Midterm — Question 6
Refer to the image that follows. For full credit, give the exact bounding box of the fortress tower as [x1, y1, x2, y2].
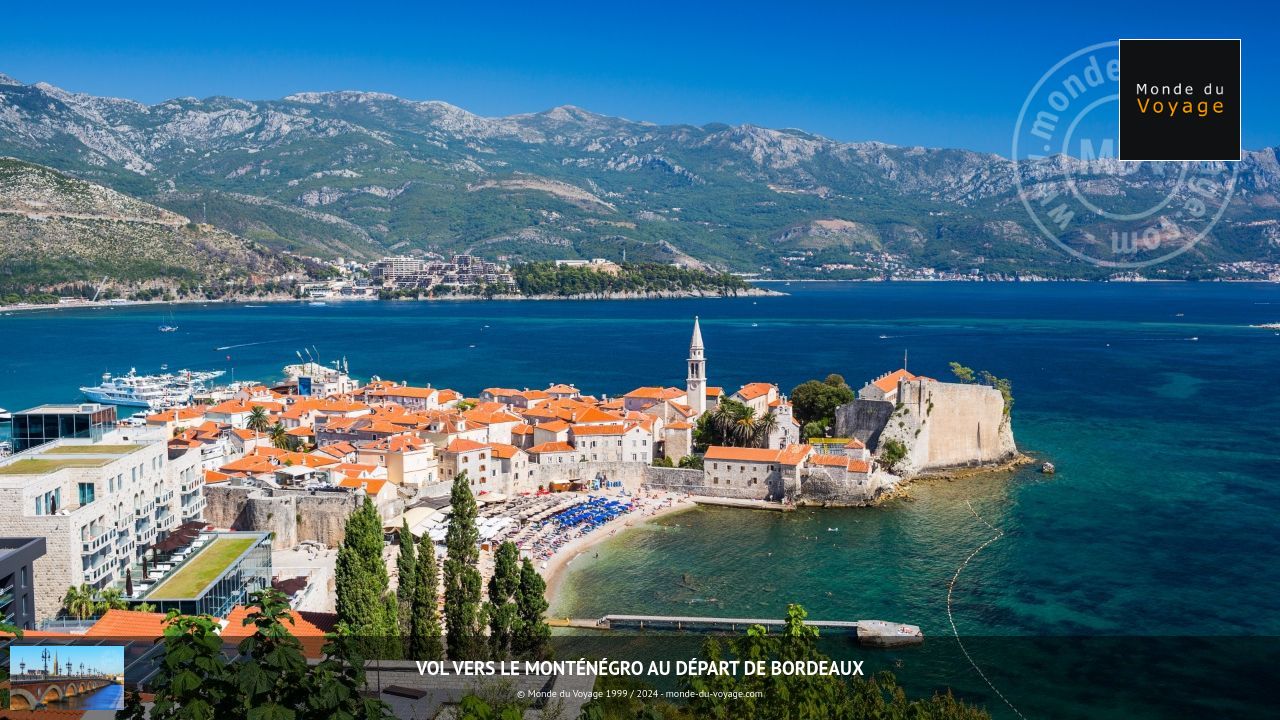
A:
[687, 316, 707, 415]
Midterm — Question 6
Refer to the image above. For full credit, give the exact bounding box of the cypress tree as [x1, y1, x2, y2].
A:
[514, 557, 552, 660]
[336, 497, 396, 653]
[443, 471, 485, 659]
[486, 540, 521, 658]
[409, 532, 444, 660]
[396, 519, 417, 634]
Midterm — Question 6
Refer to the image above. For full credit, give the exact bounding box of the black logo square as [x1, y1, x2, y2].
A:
[1119, 39, 1240, 161]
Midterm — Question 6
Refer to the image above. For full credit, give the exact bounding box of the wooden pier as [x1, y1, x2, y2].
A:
[547, 614, 923, 646]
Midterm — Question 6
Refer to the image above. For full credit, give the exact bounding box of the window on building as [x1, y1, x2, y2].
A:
[78, 482, 96, 506]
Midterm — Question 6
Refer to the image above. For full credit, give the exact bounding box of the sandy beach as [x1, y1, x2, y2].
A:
[539, 493, 696, 610]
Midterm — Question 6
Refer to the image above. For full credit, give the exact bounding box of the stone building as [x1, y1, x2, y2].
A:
[0, 430, 203, 620]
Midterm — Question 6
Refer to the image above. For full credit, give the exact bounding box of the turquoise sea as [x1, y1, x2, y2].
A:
[2, 282, 1278, 717]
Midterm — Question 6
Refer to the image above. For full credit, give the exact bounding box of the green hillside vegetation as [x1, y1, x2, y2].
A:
[2, 77, 1278, 278]
[512, 262, 752, 296]
[0, 158, 305, 299]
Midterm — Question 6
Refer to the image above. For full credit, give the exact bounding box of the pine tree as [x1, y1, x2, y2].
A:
[513, 557, 552, 660]
[336, 497, 397, 655]
[395, 519, 417, 635]
[443, 471, 485, 659]
[409, 532, 444, 660]
[486, 540, 522, 658]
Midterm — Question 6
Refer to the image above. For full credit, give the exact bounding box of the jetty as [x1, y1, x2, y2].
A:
[547, 614, 923, 647]
[687, 496, 793, 512]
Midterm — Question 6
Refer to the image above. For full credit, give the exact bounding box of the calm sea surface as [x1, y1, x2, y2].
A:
[2, 282, 1278, 717]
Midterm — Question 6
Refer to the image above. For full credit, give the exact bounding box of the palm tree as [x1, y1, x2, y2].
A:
[97, 587, 128, 612]
[246, 405, 270, 433]
[62, 584, 97, 620]
[269, 422, 291, 450]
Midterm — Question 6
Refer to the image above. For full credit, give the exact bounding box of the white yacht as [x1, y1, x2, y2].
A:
[80, 368, 225, 409]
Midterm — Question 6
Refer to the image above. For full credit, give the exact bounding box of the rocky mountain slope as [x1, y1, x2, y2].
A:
[0, 157, 301, 296]
[2, 72, 1279, 278]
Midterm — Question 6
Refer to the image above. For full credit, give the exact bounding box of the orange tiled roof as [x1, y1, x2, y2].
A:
[704, 446, 782, 463]
[809, 454, 852, 467]
[489, 443, 525, 459]
[527, 441, 575, 454]
[571, 423, 626, 436]
[337, 477, 388, 495]
[848, 459, 871, 473]
[205, 469, 233, 484]
[445, 438, 489, 453]
[844, 438, 866, 449]
[778, 444, 813, 466]
[871, 369, 917, 393]
[666, 421, 694, 430]
[735, 382, 775, 401]
[84, 608, 171, 639]
[146, 406, 206, 422]
[625, 386, 684, 400]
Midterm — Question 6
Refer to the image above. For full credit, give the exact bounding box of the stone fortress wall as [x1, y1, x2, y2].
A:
[835, 378, 1017, 478]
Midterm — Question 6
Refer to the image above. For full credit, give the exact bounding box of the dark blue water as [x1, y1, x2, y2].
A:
[3, 282, 1279, 717]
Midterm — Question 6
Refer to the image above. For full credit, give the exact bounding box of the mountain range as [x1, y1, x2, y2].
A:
[2, 71, 1279, 284]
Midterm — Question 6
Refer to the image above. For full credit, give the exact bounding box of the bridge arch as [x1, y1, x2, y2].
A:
[9, 688, 37, 711]
[41, 683, 65, 703]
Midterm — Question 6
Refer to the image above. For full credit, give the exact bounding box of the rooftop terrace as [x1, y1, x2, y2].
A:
[144, 536, 259, 600]
[0, 441, 148, 475]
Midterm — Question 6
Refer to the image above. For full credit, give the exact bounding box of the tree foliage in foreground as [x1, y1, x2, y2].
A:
[138, 589, 394, 720]
[790, 374, 855, 435]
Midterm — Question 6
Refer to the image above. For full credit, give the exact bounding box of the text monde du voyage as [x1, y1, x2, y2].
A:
[1134, 82, 1229, 118]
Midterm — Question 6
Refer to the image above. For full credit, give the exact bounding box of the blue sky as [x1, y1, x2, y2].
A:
[10, 644, 124, 675]
[1, 0, 1273, 154]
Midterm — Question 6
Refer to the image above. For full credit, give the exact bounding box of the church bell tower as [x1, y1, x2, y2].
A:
[687, 316, 707, 415]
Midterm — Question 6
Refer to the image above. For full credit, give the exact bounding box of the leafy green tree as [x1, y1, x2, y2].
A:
[141, 590, 396, 720]
[395, 519, 417, 634]
[801, 420, 828, 441]
[336, 497, 397, 654]
[949, 362, 976, 383]
[979, 370, 1014, 416]
[651, 455, 674, 467]
[677, 454, 704, 470]
[790, 378, 854, 429]
[228, 589, 311, 718]
[444, 471, 485, 659]
[487, 541, 522, 657]
[879, 439, 908, 473]
[512, 557, 551, 660]
[683, 604, 990, 720]
[409, 533, 445, 660]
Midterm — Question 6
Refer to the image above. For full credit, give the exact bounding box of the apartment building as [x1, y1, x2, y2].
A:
[0, 430, 203, 620]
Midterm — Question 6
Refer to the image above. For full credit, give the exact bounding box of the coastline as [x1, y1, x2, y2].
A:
[0, 287, 781, 314]
[540, 494, 696, 612]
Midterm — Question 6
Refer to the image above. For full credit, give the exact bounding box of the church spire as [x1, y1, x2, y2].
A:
[687, 316, 707, 415]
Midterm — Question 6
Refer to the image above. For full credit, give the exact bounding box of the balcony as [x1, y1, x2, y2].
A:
[135, 499, 156, 517]
[81, 527, 116, 554]
[0, 583, 13, 607]
[181, 496, 206, 518]
[181, 475, 203, 493]
[158, 489, 175, 505]
[137, 525, 156, 546]
[83, 556, 113, 584]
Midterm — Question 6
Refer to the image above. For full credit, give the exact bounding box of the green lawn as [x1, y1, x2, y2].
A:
[0, 457, 114, 475]
[44, 444, 142, 455]
[145, 537, 257, 599]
